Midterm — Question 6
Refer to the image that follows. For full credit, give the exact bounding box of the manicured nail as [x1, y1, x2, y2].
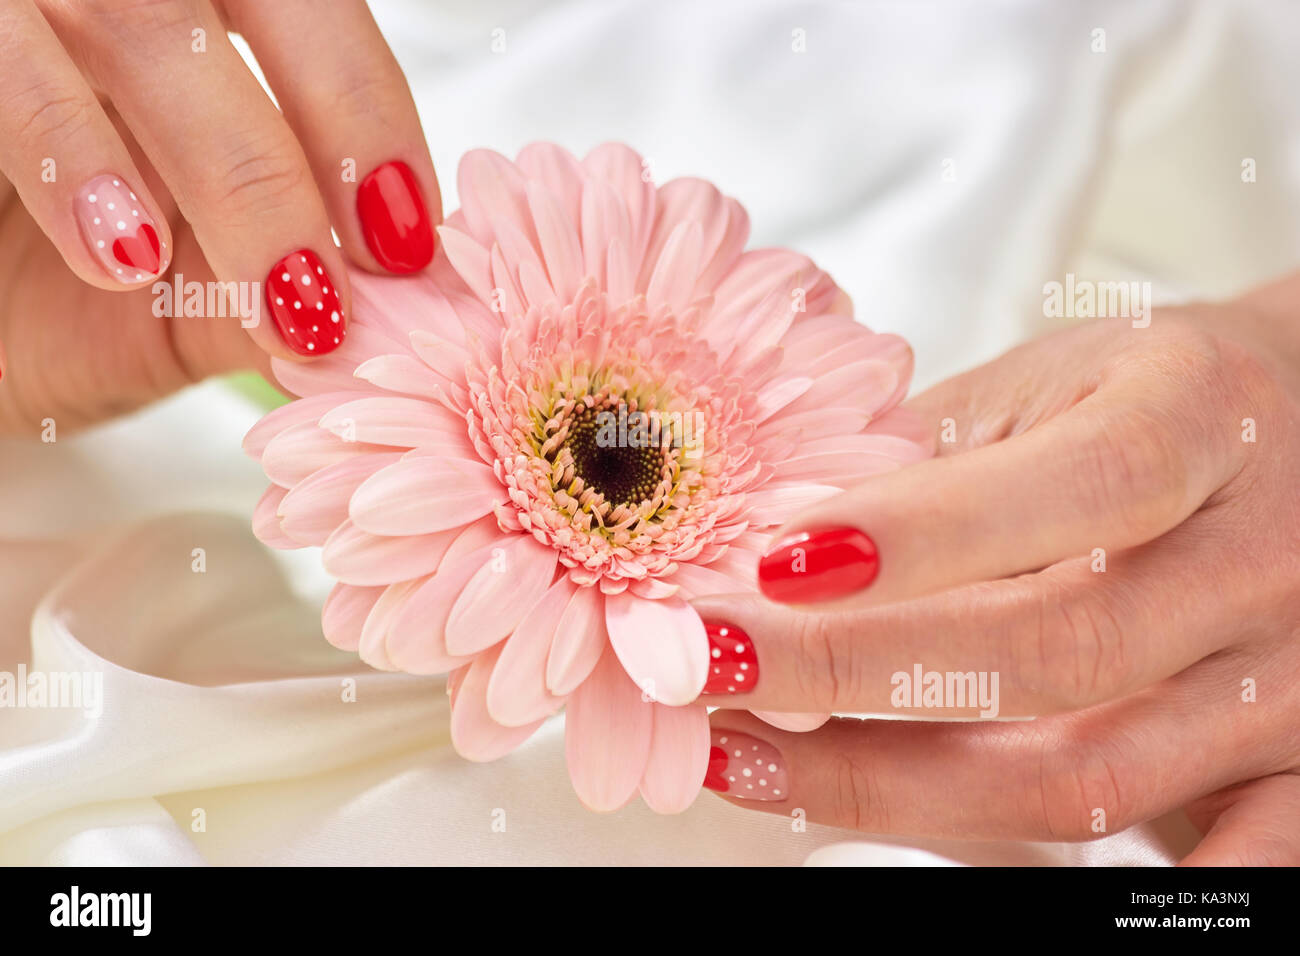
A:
[75, 174, 168, 283]
[266, 249, 346, 356]
[703, 729, 788, 801]
[702, 620, 758, 695]
[357, 160, 434, 274]
[758, 526, 879, 604]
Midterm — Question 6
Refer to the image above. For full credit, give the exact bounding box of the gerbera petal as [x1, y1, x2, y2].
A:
[349, 457, 499, 536]
[385, 542, 500, 674]
[564, 644, 653, 812]
[527, 180, 583, 302]
[628, 577, 680, 600]
[451, 646, 546, 762]
[437, 226, 495, 305]
[752, 710, 832, 732]
[644, 220, 702, 314]
[407, 330, 473, 385]
[751, 374, 814, 425]
[486, 578, 573, 726]
[279, 452, 402, 545]
[489, 243, 527, 320]
[697, 196, 750, 292]
[444, 535, 559, 656]
[457, 148, 535, 249]
[667, 562, 749, 599]
[582, 142, 654, 265]
[743, 484, 841, 526]
[517, 256, 557, 311]
[321, 520, 457, 586]
[318, 395, 476, 454]
[545, 584, 607, 695]
[776, 359, 899, 421]
[321, 582, 384, 652]
[357, 577, 425, 671]
[604, 592, 708, 707]
[639, 177, 741, 296]
[270, 323, 407, 398]
[243, 391, 356, 460]
[352, 355, 460, 408]
[517, 141, 584, 224]
[579, 177, 632, 287]
[755, 407, 871, 444]
[638, 702, 709, 814]
[865, 405, 936, 452]
[261, 421, 387, 488]
[251, 484, 299, 549]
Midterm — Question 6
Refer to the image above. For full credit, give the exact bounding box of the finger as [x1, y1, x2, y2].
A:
[695, 519, 1254, 715]
[47, 0, 348, 359]
[704, 656, 1290, 840]
[756, 369, 1242, 608]
[0, 0, 173, 288]
[224, 0, 440, 274]
[1181, 774, 1300, 866]
[899, 329, 1096, 458]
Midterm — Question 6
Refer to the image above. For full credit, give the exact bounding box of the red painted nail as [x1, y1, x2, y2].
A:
[702, 621, 758, 695]
[758, 526, 879, 604]
[357, 160, 434, 274]
[75, 174, 169, 283]
[702, 729, 788, 801]
[266, 249, 346, 356]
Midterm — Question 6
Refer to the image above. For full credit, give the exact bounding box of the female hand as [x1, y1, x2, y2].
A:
[0, 0, 440, 434]
[694, 272, 1300, 865]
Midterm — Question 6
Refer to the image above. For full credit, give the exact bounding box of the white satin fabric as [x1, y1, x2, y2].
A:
[3, 0, 1298, 864]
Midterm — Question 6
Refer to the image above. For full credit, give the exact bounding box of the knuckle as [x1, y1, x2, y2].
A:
[1024, 578, 1130, 709]
[1077, 407, 1190, 542]
[827, 747, 879, 831]
[0, 70, 96, 148]
[13, 91, 94, 147]
[789, 612, 852, 709]
[207, 134, 309, 219]
[332, 65, 410, 129]
[82, 0, 195, 29]
[1032, 733, 1132, 841]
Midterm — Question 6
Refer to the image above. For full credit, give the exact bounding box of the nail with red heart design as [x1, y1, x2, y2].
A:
[703, 729, 788, 801]
[265, 249, 346, 356]
[75, 174, 168, 283]
[758, 526, 880, 604]
[701, 620, 758, 695]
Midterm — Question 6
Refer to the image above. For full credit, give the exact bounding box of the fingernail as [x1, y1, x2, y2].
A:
[75, 174, 168, 283]
[703, 729, 788, 801]
[702, 620, 758, 695]
[266, 249, 346, 356]
[357, 160, 434, 274]
[758, 526, 879, 603]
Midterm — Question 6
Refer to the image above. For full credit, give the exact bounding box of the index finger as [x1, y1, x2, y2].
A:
[756, 371, 1240, 609]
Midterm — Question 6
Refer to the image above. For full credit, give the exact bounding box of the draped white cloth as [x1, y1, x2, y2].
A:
[2, 0, 1297, 865]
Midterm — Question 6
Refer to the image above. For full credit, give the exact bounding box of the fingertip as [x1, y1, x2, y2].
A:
[73, 172, 172, 289]
[756, 526, 880, 605]
[356, 159, 437, 274]
[261, 247, 348, 358]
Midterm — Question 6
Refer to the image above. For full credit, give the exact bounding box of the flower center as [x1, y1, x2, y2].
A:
[561, 404, 666, 508]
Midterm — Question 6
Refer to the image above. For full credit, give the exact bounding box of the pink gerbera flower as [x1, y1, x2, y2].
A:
[246, 143, 930, 812]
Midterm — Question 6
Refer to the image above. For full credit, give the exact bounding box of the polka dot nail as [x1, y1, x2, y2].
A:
[75, 174, 168, 283]
[265, 249, 346, 356]
[703, 729, 788, 801]
[702, 620, 758, 695]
